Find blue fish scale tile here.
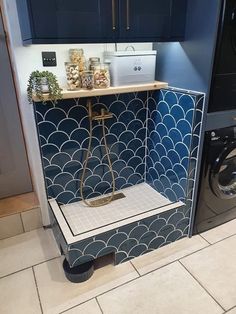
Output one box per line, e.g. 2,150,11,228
36,88,205,267
35,92,147,205
146,89,204,207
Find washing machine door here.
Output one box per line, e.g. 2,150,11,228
210,142,236,199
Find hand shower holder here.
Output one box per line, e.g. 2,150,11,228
92,110,113,121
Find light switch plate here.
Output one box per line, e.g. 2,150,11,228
42,51,57,67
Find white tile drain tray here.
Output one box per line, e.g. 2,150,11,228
49,183,184,244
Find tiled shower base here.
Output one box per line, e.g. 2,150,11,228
49,183,184,244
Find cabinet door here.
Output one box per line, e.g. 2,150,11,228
118,0,186,42
170,0,187,40
118,0,172,41
27,0,117,43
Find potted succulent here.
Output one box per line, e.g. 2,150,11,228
27,70,62,103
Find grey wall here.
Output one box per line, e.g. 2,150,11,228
154,0,222,98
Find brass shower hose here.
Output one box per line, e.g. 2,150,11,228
80,100,116,207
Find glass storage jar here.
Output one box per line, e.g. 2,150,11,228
65,62,80,90
69,48,86,73
81,71,94,90
93,64,110,89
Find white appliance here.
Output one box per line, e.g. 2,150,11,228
104,50,157,86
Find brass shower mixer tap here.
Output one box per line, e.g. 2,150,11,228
92,109,113,121
87,99,113,121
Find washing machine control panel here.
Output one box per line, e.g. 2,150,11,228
210,131,220,141
210,127,236,142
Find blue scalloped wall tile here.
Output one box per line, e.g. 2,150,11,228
35,90,204,207
35,93,147,205
146,89,204,204
35,88,204,266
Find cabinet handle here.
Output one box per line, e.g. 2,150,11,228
126,0,130,30
112,0,116,30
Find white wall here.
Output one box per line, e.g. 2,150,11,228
2,0,152,225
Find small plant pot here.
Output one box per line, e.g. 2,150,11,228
62,258,94,283
38,77,49,93
27,70,62,103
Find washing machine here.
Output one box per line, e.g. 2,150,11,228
194,126,236,233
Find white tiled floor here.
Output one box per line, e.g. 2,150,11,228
98,262,223,314
63,299,102,314
0,228,60,277
0,268,42,314
2,220,236,313
201,218,236,244
181,235,236,311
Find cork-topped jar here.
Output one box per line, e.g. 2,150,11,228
93,64,110,89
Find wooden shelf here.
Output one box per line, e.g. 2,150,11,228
32,81,168,102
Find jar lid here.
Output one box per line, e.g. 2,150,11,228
65,62,79,66
69,48,84,53
82,70,93,74
89,57,100,63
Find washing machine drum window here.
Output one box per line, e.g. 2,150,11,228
210,144,236,199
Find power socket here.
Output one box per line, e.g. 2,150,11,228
42,51,57,67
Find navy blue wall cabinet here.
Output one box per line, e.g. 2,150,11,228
119,0,187,42
16,0,187,44
16,0,116,44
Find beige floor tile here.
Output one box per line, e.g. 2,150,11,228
0,268,41,314
21,207,42,232
0,192,39,218
132,235,208,275
64,299,102,314
34,257,139,314
0,228,60,277
0,214,24,240
201,219,236,244
181,235,236,311
97,262,223,314
226,308,236,314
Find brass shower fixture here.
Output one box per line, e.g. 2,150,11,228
92,108,113,121
80,99,117,207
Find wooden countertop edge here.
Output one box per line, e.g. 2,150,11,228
32,81,168,102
